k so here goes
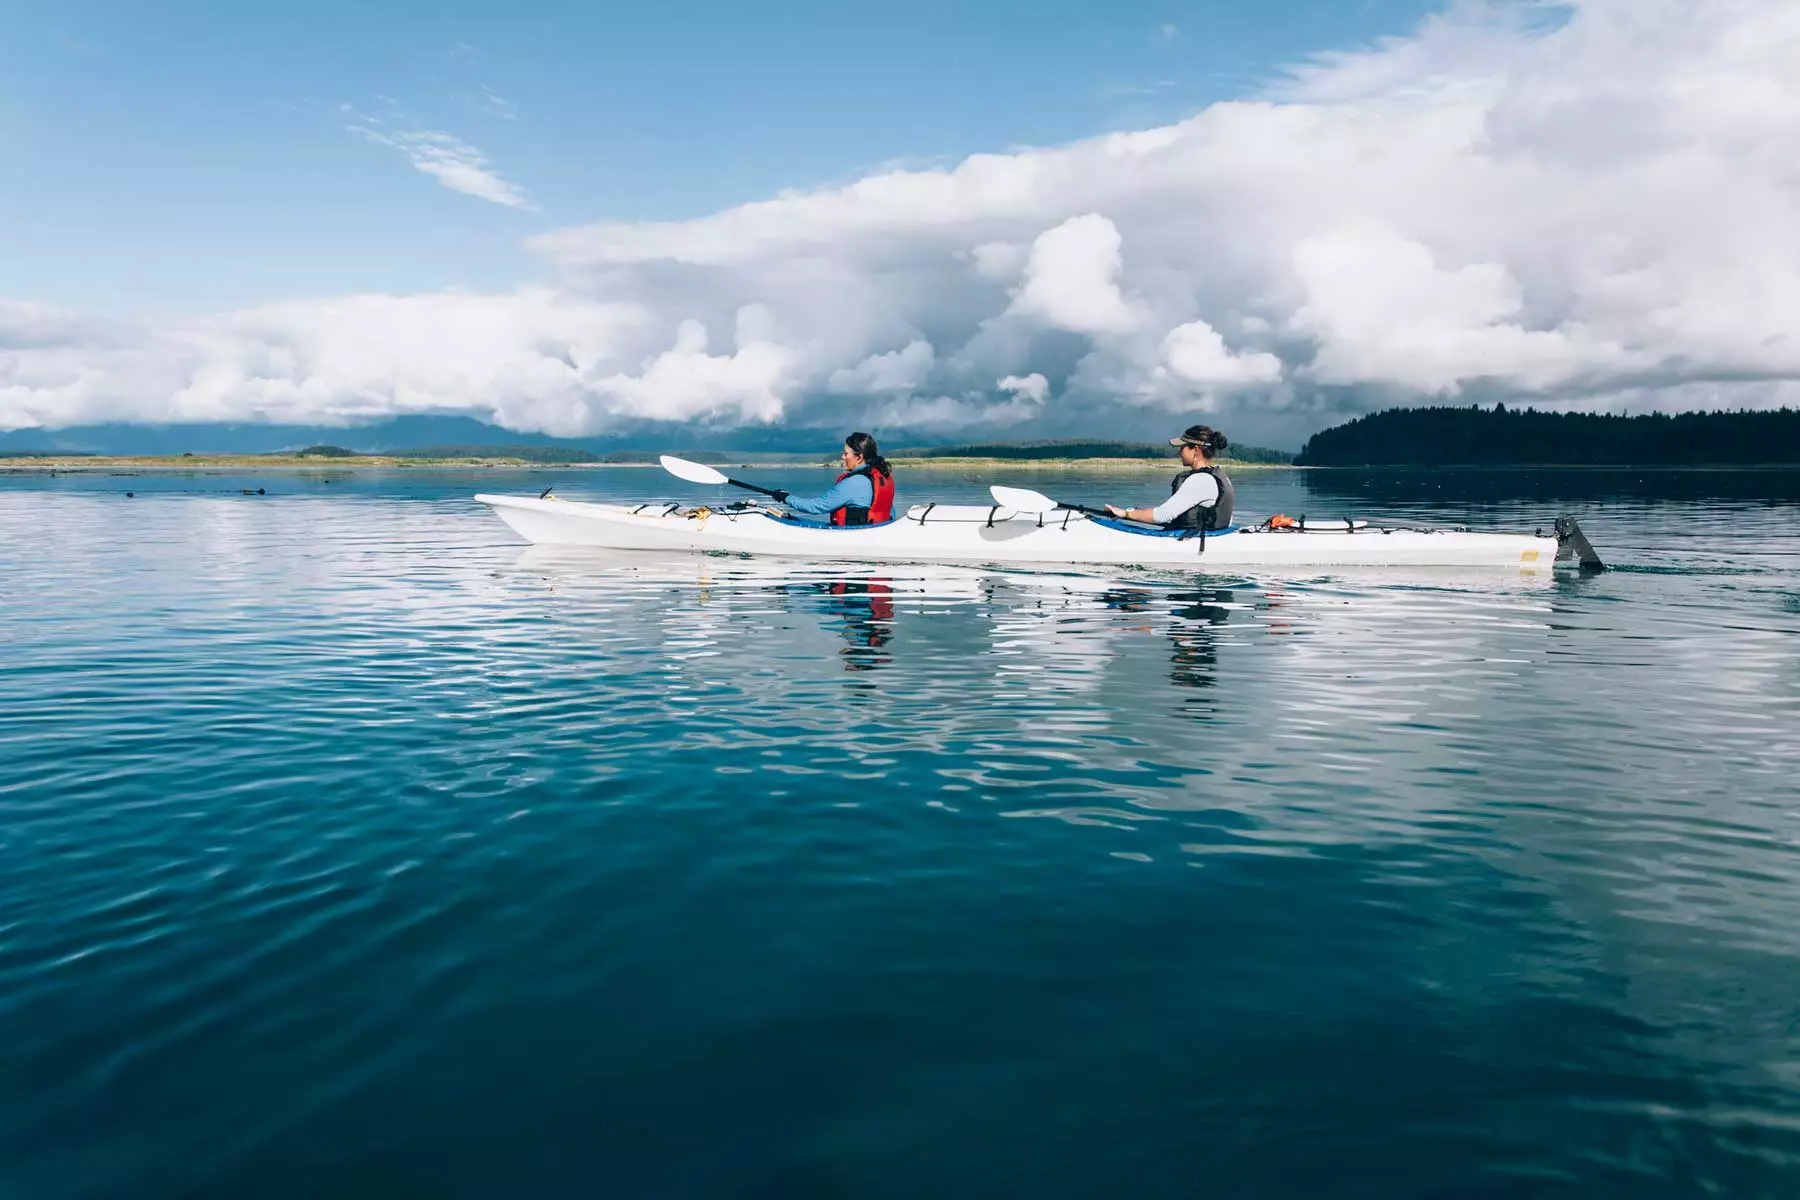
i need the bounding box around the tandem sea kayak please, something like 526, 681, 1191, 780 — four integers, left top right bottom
474, 492, 1603, 571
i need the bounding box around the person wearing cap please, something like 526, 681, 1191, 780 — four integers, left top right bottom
1104, 425, 1236, 531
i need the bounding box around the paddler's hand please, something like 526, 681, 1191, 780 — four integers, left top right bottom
770, 489, 790, 503
1105, 504, 1126, 518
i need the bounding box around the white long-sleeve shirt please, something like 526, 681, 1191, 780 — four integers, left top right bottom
1148, 472, 1220, 525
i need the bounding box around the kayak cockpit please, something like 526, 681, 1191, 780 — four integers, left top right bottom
768, 513, 902, 530
1085, 515, 1239, 538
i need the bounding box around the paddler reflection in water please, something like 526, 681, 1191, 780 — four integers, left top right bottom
826, 578, 895, 671
1167, 588, 1233, 696
1100, 585, 1234, 699
771, 432, 896, 525
1104, 425, 1235, 531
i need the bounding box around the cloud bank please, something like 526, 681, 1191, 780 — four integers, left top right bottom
6, 0, 1799, 442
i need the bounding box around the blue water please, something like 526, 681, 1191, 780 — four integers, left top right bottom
4, 465, 1800, 1198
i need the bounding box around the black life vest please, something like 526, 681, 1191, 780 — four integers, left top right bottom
1164, 466, 1234, 531
830, 465, 896, 526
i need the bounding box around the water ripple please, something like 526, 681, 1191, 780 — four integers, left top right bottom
3, 469, 1800, 1195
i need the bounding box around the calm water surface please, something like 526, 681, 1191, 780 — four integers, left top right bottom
3, 465, 1799, 1198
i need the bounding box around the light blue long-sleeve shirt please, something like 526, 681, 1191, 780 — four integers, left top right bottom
782, 472, 875, 519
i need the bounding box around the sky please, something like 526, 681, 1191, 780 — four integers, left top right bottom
3, 0, 1798, 448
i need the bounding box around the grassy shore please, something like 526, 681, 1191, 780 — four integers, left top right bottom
2, 453, 1297, 471
885, 456, 1293, 470
0, 453, 573, 469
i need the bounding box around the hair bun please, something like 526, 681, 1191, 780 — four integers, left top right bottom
1210, 432, 1228, 452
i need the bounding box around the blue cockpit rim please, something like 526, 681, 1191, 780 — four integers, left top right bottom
1084, 515, 1238, 538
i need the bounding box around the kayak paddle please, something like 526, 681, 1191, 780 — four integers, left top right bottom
989, 484, 1171, 527
988, 484, 1108, 517
659, 454, 786, 500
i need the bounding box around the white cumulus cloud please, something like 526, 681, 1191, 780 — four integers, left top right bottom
4, 291, 655, 435
998, 373, 1050, 403
6, 0, 1800, 444
1006, 214, 1142, 336
1288, 227, 1627, 393
585, 307, 795, 424
827, 339, 936, 394
1159, 320, 1284, 387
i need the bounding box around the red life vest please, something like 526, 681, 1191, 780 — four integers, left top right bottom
830, 466, 895, 526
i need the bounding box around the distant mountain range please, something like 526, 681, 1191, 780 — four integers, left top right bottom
0, 416, 1294, 462
0, 415, 791, 456
16, 406, 1798, 466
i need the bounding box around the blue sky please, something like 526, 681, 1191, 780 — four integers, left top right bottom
5, 1, 1793, 446
2, 0, 1442, 314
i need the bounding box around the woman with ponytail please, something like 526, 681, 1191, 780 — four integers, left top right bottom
772, 431, 898, 526
1104, 424, 1236, 531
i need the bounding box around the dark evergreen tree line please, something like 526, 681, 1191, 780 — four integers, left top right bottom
1295, 406, 1800, 466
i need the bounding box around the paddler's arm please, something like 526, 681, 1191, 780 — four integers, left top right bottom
1107, 475, 1219, 524
781, 473, 874, 515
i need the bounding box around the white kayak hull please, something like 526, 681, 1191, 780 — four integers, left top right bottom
475, 495, 1573, 570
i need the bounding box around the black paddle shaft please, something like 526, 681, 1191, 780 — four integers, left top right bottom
725, 477, 786, 500
1057, 500, 1151, 522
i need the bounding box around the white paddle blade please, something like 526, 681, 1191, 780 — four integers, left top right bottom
659, 454, 729, 486
988, 484, 1059, 514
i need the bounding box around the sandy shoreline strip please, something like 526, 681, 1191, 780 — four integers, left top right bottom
0, 455, 1297, 472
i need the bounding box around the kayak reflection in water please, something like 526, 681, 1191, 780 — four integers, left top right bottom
771, 432, 897, 526
1103, 424, 1235, 531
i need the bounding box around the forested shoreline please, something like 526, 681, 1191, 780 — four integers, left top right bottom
1296, 407, 1800, 466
